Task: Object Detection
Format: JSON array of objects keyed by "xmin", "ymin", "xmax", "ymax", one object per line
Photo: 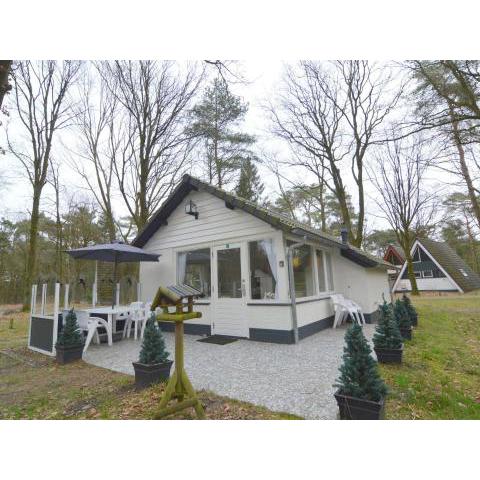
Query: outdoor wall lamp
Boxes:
[{"xmin": 185, "ymin": 200, "xmax": 199, "ymax": 219}]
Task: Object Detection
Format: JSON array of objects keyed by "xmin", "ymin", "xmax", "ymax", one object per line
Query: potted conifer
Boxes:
[
  {"xmin": 334, "ymin": 323, "xmax": 388, "ymax": 420},
  {"xmin": 394, "ymin": 298, "xmax": 413, "ymax": 340},
  {"xmin": 373, "ymin": 301, "xmax": 403, "ymax": 363},
  {"xmin": 55, "ymin": 309, "xmax": 84, "ymax": 364},
  {"xmin": 402, "ymin": 294, "xmax": 418, "ymax": 327},
  {"xmin": 132, "ymin": 314, "xmax": 172, "ymax": 390}
]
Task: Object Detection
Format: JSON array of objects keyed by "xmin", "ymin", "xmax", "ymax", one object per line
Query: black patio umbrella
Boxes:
[{"xmin": 66, "ymin": 240, "xmax": 160, "ymax": 307}]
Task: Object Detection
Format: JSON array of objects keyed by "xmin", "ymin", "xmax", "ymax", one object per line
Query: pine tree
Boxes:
[
  {"xmin": 235, "ymin": 157, "xmax": 265, "ymax": 203},
  {"xmin": 189, "ymin": 78, "xmax": 255, "ymax": 188},
  {"xmin": 373, "ymin": 301, "xmax": 403, "ymax": 349},
  {"xmin": 139, "ymin": 314, "xmax": 169, "ymax": 364},
  {"xmin": 402, "ymin": 294, "xmax": 418, "ymax": 325},
  {"xmin": 393, "ymin": 298, "xmax": 412, "ymax": 329},
  {"xmin": 335, "ymin": 323, "xmax": 387, "ymax": 402},
  {"xmin": 56, "ymin": 309, "xmax": 83, "ymax": 346}
]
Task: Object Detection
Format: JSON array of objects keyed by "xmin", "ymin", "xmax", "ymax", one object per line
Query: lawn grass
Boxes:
[
  {"xmin": 0, "ymin": 312, "xmax": 299, "ymax": 420},
  {"xmin": 380, "ymin": 293, "xmax": 480, "ymax": 419},
  {"xmin": 1, "ymin": 295, "xmax": 479, "ymax": 420}
]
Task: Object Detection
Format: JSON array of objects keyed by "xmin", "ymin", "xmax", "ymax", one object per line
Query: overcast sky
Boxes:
[{"xmin": 0, "ymin": 60, "xmax": 447, "ymax": 234}]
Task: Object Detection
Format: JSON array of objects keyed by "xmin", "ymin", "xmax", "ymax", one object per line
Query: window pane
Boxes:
[
  {"xmin": 290, "ymin": 243, "xmax": 314, "ymax": 298},
  {"xmin": 249, "ymin": 240, "xmax": 277, "ymax": 299},
  {"xmin": 217, "ymin": 247, "xmax": 242, "ymax": 298},
  {"xmin": 178, "ymin": 248, "xmax": 211, "ymax": 297},
  {"xmin": 316, "ymin": 250, "xmax": 326, "ymax": 292},
  {"xmin": 325, "ymin": 252, "xmax": 334, "ymax": 291}
]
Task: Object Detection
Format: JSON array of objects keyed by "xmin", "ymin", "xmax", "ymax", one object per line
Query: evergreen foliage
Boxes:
[
  {"xmin": 402, "ymin": 294, "xmax": 418, "ymax": 324},
  {"xmin": 138, "ymin": 314, "xmax": 169, "ymax": 364},
  {"xmin": 189, "ymin": 78, "xmax": 255, "ymax": 188},
  {"xmin": 394, "ymin": 298, "xmax": 412, "ymax": 329},
  {"xmin": 56, "ymin": 309, "xmax": 83, "ymax": 346},
  {"xmin": 235, "ymin": 157, "xmax": 265, "ymax": 203},
  {"xmin": 373, "ymin": 301, "xmax": 403, "ymax": 349},
  {"xmin": 335, "ymin": 323, "xmax": 387, "ymax": 402}
]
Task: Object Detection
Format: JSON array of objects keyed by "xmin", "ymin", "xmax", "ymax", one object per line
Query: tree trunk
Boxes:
[
  {"xmin": 24, "ymin": 191, "xmax": 41, "ymax": 308},
  {"xmin": 404, "ymin": 251, "xmax": 419, "ymax": 296},
  {"xmin": 449, "ymin": 106, "xmax": 480, "ymax": 230}
]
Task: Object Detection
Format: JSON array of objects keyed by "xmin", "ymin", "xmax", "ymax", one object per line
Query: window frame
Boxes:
[
  {"xmin": 288, "ymin": 242, "xmax": 316, "ymax": 299},
  {"xmin": 176, "ymin": 246, "xmax": 212, "ymax": 299},
  {"xmin": 248, "ymin": 238, "xmax": 278, "ymax": 301},
  {"xmin": 314, "ymin": 248, "xmax": 335, "ymax": 295},
  {"xmin": 422, "ymin": 269, "xmax": 433, "ymax": 278}
]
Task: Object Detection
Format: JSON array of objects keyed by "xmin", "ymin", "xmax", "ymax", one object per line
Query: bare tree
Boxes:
[
  {"xmin": 98, "ymin": 61, "xmax": 203, "ymax": 231},
  {"xmin": 369, "ymin": 135, "xmax": 437, "ymax": 295},
  {"xmin": 70, "ymin": 72, "xmax": 118, "ymax": 241},
  {"xmin": 47, "ymin": 160, "xmax": 64, "ymax": 281},
  {"xmin": 410, "ymin": 61, "xmax": 480, "ymax": 229},
  {"xmin": 269, "ymin": 61, "xmax": 402, "ymax": 247},
  {"xmin": 8, "ymin": 60, "xmax": 81, "ymax": 305}
]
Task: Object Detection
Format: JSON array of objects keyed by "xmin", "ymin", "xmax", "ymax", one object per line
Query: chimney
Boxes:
[{"xmin": 340, "ymin": 226, "xmax": 348, "ymax": 244}]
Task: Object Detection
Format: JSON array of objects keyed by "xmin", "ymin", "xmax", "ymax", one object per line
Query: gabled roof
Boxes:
[
  {"xmin": 383, "ymin": 244, "xmax": 405, "ymax": 263},
  {"xmin": 418, "ymin": 238, "xmax": 480, "ymax": 293},
  {"xmin": 132, "ymin": 174, "xmax": 390, "ymax": 269}
]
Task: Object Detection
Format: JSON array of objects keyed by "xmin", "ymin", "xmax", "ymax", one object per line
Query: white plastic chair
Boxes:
[
  {"xmin": 74, "ymin": 310, "xmax": 110, "ymax": 353},
  {"xmin": 331, "ymin": 294, "xmax": 364, "ymax": 328},
  {"xmin": 140, "ymin": 302, "xmax": 153, "ymax": 339},
  {"xmin": 123, "ymin": 301, "xmax": 145, "ymax": 340}
]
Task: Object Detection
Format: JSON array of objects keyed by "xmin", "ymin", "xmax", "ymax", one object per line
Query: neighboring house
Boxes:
[
  {"xmin": 133, "ymin": 174, "xmax": 391, "ymax": 344},
  {"xmin": 383, "ymin": 244, "xmax": 405, "ymax": 290},
  {"xmin": 392, "ymin": 238, "xmax": 480, "ymax": 295}
]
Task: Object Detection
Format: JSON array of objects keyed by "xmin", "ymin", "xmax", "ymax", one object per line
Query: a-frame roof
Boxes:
[
  {"xmin": 383, "ymin": 244, "xmax": 405, "ymax": 264},
  {"xmin": 418, "ymin": 238, "xmax": 480, "ymax": 293},
  {"xmin": 132, "ymin": 174, "xmax": 390, "ymax": 269}
]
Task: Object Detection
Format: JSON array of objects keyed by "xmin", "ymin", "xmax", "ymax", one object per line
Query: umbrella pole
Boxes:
[{"xmin": 112, "ymin": 256, "xmax": 118, "ymax": 308}]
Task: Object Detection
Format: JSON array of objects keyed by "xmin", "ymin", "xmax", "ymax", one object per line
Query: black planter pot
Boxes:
[
  {"xmin": 132, "ymin": 360, "xmax": 173, "ymax": 390},
  {"xmin": 399, "ymin": 326, "xmax": 412, "ymax": 340},
  {"xmin": 410, "ymin": 313, "xmax": 418, "ymax": 327},
  {"xmin": 56, "ymin": 343, "xmax": 83, "ymax": 364},
  {"xmin": 334, "ymin": 391, "xmax": 385, "ymax": 420},
  {"xmin": 374, "ymin": 345, "xmax": 403, "ymax": 364}
]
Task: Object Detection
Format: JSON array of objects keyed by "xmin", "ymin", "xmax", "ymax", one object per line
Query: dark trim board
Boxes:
[
  {"xmin": 250, "ymin": 315, "xmax": 335, "ymax": 344},
  {"xmin": 158, "ymin": 321, "xmax": 211, "ymax": 336},
  {"xmin": 157, "ymin": 311, "xmax": 376, "ymax": 344}
]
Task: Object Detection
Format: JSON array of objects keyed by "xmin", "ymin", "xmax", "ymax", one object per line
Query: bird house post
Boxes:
[{"xmin": 151, "ymin": 285, "xmax": 205, "ymax": 419}]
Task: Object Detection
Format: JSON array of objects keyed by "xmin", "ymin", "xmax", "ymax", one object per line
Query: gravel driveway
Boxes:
[{"xmin": 83, "ymin": 325, "xmax": 375, "ymax": 419}]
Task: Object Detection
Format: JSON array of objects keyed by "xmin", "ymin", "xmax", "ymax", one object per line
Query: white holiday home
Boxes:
[{"xmin": 133, "ymin": 175, "xmax": 391, "ymax": 343}]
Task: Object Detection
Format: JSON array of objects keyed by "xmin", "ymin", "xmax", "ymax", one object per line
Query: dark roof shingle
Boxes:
[
  {"xmin": 133, "ymin": 174, "xmax": 390, "ymax": 269},
  {"xmin": 419, "ymin": 238, "xmax": 480, "ymax": 292}
]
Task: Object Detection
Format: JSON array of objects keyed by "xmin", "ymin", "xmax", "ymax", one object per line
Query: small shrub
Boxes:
[
  {"xmin": 56, "ymin": 309, "xmax": 83, "ymax": 347},
  {"xmin": 373, "ymin": 301, "xmax": 403, "ymax": 349},
  {"xmin": 335, "ymin": 323, "xmax": 387, "ymax": 402},
  {"xmin": 402, "ymin": 294, "xmax": 417, "ymax": 323},
  {"xmin": 394, "ymin": 298, "xmax": 412, "ymax": 329},
  {"xmin": 138, "ymin": 313, "xmax": 169, "ymax": 364}
]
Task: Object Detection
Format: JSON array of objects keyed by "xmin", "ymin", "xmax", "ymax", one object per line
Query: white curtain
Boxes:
[
  {"xmin": 260, "ymin": 239, "xmax": 277, "ymax": 298},
  {"xmin": 177, "ymin": 252, "xmax": 187, "ymax": 284}
]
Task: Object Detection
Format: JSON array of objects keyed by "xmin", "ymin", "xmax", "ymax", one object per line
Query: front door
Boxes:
[{"xmin": 212, "ymin": 244, "xmax": 249, "ymax": 337}]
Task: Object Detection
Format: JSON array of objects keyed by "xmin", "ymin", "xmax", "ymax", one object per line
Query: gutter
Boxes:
[{"xmin": 286, "ymin": 235, "xmax": 307, "ymax": 344}]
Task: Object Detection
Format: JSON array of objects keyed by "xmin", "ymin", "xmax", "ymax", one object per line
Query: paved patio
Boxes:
[{"xmin": 83, "ymin": 324, "xmax": 375, "ymax": 419}]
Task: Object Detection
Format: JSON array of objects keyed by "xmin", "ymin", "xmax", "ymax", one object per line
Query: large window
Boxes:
[
  {"xmin": 316, "ymin": 249, "xmax": 326, "ymax": 292},
  {"xmin": 316, "ymin": 249, "xmax": 334, "ymax": 293},
  {"xmin": 177, "ymin": 248, "xmax": 211, "ymax": 297},
  {"xmin": 249, "ymin": 239, "xmax": 277, "ymax": 299},
  {"xmin": 289, "ymin": 242, "xmax": 314, "ymax": 298}
]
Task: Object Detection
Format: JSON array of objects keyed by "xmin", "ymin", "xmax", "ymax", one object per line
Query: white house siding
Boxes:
[
  {"xmin": 296, "ymin": 299, "xmax": 333, "ymax": 328},
  {"xmin": 333, "ymin": 252, "xmax": 390, "ymax": 316},
  {"xmin": 396, "ymin": 277, "xmax": 458, "ymax": 292},
  {"xmin": 139, "ymin": 190, "xmax": 289, "ymax": 334},
  {"xmin": 138, "ymin": 188, "xmax": 390, "ymax": 340}
]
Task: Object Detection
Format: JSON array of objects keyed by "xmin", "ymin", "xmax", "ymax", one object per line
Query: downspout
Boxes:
[{"xmin": 286, "ymin": 236, "xmax": 307, "ymax": 344}]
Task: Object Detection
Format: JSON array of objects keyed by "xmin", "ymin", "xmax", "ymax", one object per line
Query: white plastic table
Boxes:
[{"xmin": 85, "ymin": 305, "xmax": 132, "ymax": 346}]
